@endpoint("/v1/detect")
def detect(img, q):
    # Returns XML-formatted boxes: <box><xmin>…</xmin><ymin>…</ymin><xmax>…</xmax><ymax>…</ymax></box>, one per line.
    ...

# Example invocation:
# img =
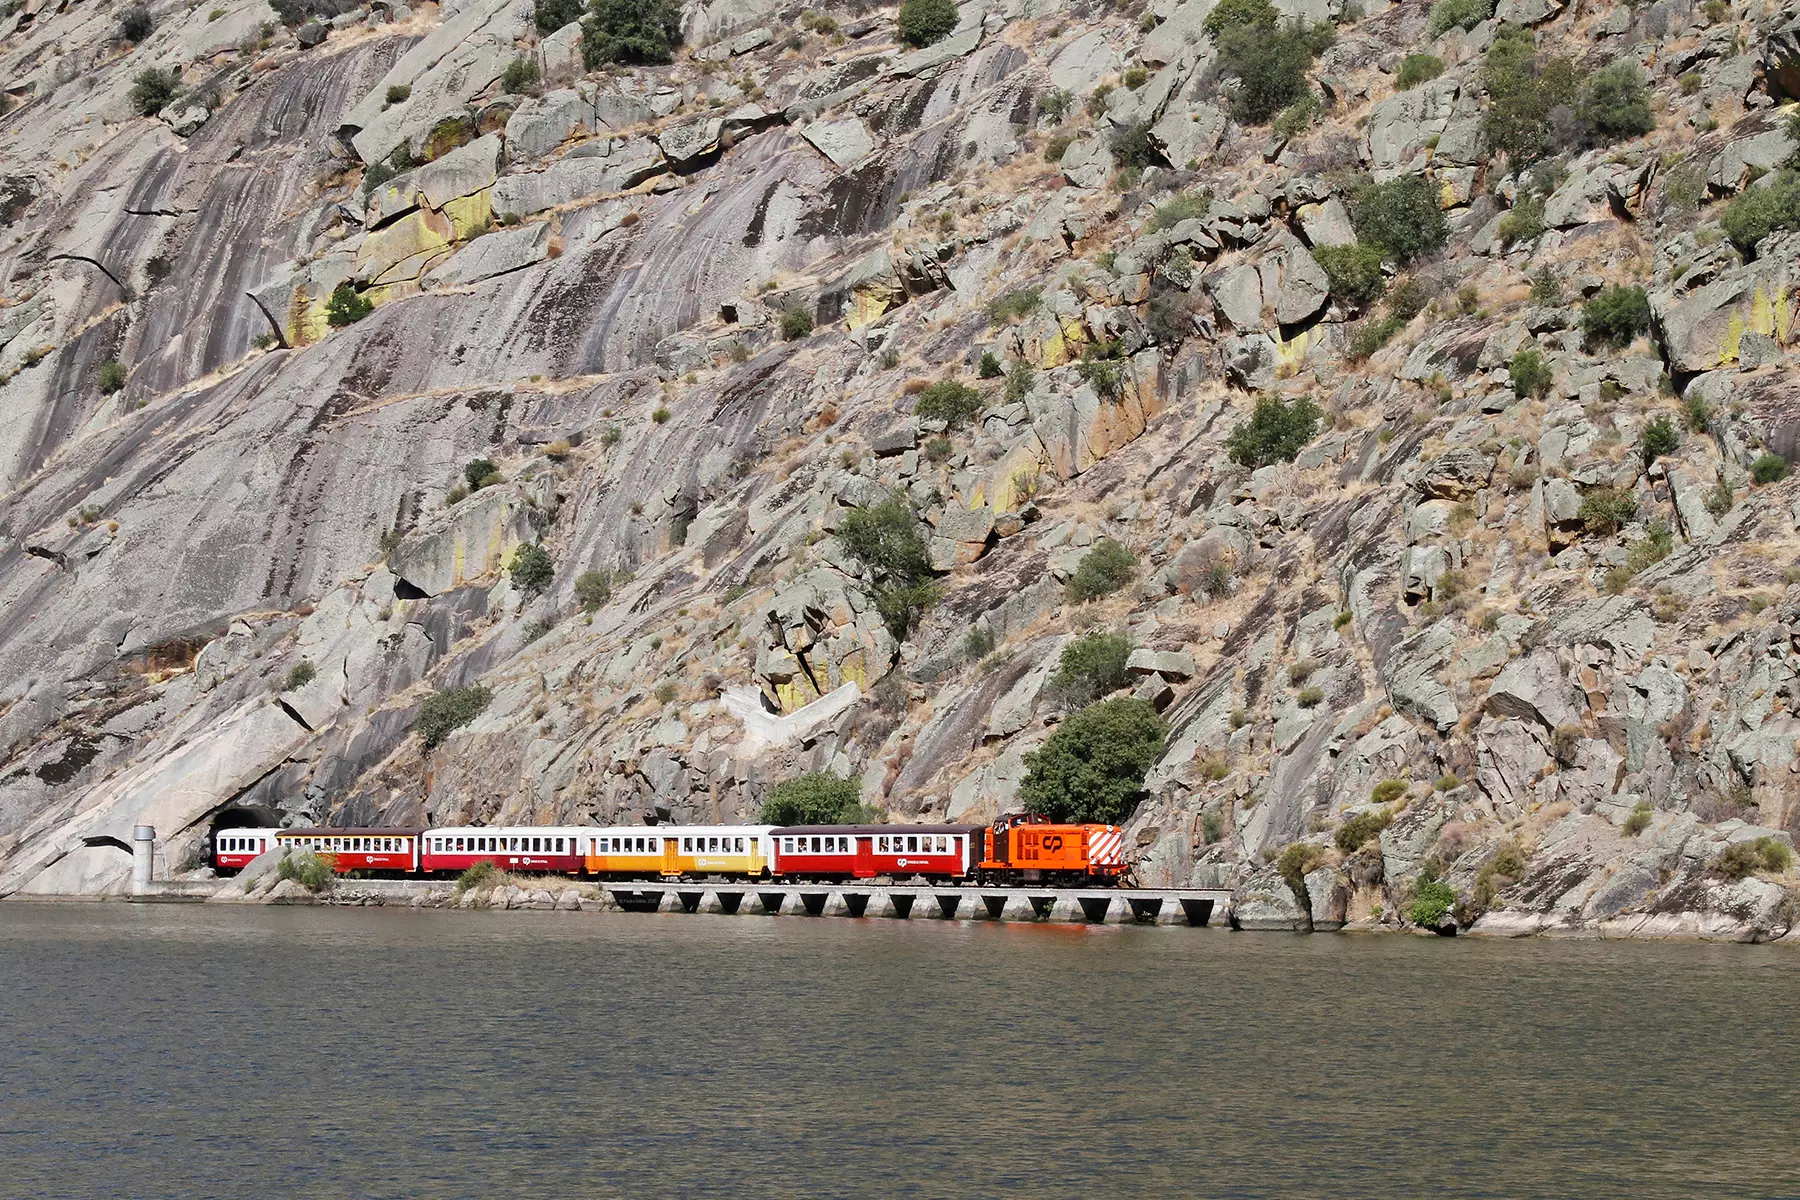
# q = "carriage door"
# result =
<box><xmin>662</xmin><ymin>836</ymin><xmax>681</xmax><ymax>876</ymax></box>
<box><xmin>853</xmin><ymin>836</ymin><xmax>876</xmax><ymax>879</ymax></box>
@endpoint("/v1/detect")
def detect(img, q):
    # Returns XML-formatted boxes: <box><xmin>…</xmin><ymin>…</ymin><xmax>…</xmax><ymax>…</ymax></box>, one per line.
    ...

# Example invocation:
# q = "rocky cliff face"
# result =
<box><xmin>2</xmin><ymin>0</ymin><xmax>1798</xmax><ymax>937</ymax></box>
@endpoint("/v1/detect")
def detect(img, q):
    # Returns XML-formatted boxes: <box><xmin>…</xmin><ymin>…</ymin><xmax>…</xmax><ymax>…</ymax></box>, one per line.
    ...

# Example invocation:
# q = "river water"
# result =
<box><xmin>1</xmin><ymin>904</ymin><xmax>1795</xmax><ymax>1199</ymax></box>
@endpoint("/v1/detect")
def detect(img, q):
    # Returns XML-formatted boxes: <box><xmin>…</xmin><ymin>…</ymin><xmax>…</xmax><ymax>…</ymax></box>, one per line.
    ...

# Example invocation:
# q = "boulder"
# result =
<box><xmin>1409</xmin><ymin>446</ymin><xmax>1494</xmax><ymax>499</ymax></box>
<box><xmin>1148</xmin><ymin>102</ymin><xmax>1227</xmax><ymax>169</ymax></box>
<box><xmin>1653</xmin><ymin>255</ymin><xmax>1796</xmax><ymax>374</ymax></box>
<box><xmin>658</xmin><ymin>117</ymin><xmax>724</xmax><ymax>167</ymax></box>
<box><xmin>1230</xmin><ymin>867</ymin><xmax>1308</xmax><ymax>931</ymax></box>
<box><xmin>1059</xmin><ymin>136</ymin><xmax>1111</xmax><ymax>189</ymax></box>
<box><xmin>1126</xmin><ymin>648</ymin><xmax>1195</xmax><ymax>679</ymax></box>
<box><xmin>505</xmin><ymin>90</ymin><xmax>593</xmax><ymax>163</ymax></box>
<box><xmin>1485</xmin><ymin>649</ymin><xmax>1583</xmax><ymax>729</ymax></box>
<box><xmin>802</xmin><ymin>118</ymin><xmax>876</xmax><ymax>167</ymax></box>
<box><xmin>1365</xmin><ymin>77</ymin><xmax>1457</xmax><ymax>177</ymax></box>
<box><xmin>1274</xmin><ymin>245</ymin><xmax>1328</xmax><ymax>325</ymax></box>
<box><xmin>424</xmin><ymin>221</ymin><xmax>551</xmax><ymax>287</ymax></box>
<box><xmin>490</xmin><ymin>141</ymin><xmax>665</xmax><ymax>218</ymax></box>
<box><xmin>1206</xmin><ymin>264</ymin><xmax>1263</xmax><ymax>330</ymax></box>
<box><xmin>1296</xmin><ymin>196</ymin><xmax>1355</xmax><ymax>248</ymax></box>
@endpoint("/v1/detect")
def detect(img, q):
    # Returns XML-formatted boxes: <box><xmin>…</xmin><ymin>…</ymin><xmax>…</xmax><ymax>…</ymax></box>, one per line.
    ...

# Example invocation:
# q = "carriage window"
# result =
<box><xmin>529</xmin><ymin>838</ymin><xmax>539</xmax><ymax>852</ymax></box>
<box><xmin>681</xmin><ymin>838</ymin><xmax>692</xmax><ymax>852</ymax></box>
<box><xmin>906</xmin><ymin>836</ymin><xmax>918</xmax><ymax>852</ymax></box>
<box><xmin>703</xmin><ymin>837</ymin><xmax>714</xmax><ymax>852</ymax></box>
<box><xmin>554</xmin><ymin>838</ymin><xmax>563</xmax><ymax>852</ymax></box>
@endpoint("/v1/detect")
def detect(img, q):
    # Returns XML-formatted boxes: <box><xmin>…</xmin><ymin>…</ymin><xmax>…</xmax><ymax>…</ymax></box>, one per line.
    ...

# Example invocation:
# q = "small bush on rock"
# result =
<box><xmin>1509</xmin><ymin>347</ymin><xmax>1552</xmax><ymax>399</ymax></box>
<box><xmin>1066</xmin><ymin>539</ymin><xmax>1138</xmax><ymax>603</ymax></box>
<box><xmin>583</xmin><ymin>0</ymin><xmax>681</xmax><ymax>66</ymax></box>
<box><xmin>1396</xmin><ymin>53</ymin><xmax>1443</xmax><ymax>90</ymax></box>
<box><xmin>117</xmin><ymin>4</ymin><xmax>154</xmax><ymax>42</ymax></box>
<box><xmin>280</xmin><ymin>660</ymin><xmax>317</xmax><ymax>691</ymax></box>
<box><xmin>129</xmin><ymin>67</ymin><xmax>181</xmax><ymax>117</ymax></box>
<box><xmin>779</xmin><ymin>305</ymin><xmax>814</xmax><ymax>340</ymax></box>
<box><xmin>1752</xmin><ymin>453</ymin><xmax>1788</xmax><ymax>484</ymax></box>
<box><xmin>508</xmin><ymin>542</ymin><xmax>553</xmax><ymax>594</ymax></box>
<box><xmin>1371</xmin><ymin>778</ymin><xmax>1408</xmax><ymax>804</ymax></box>
<box><xmin>1204</xmin><ymin>0</ymin><xmax>1277</xmax><ymax>36</ymax></box>
<box><xmin>1349</xmin><ymin>174</ymin><xmax>1448</xmax><ymax>264</ymax></box>
<box><xmin>760</xmin><ymin>772</ymin><xmax>868</xmax><ymax>824</ymax></box>
<box><xmin>839</xmin><ymin>496</ymin><xmax>941</xmax><ymax>639</ymax></box>
<box><xmin>1409</xmin><ymin>878</ymin><xmax>1456</xmax><ymax>927</ymax></box>
<box><xmin>1580</xmin><ymin>284</ymin><xmax>1650</xmax><ymax>349</ymax></box>
<box><xmin>535</xmin><ymin>0</ymin><xmax>583</xmax><ymax>33</ymax></box>
<box><xmin>1577</xmin><ymin>485</ymin><xmax>1637</xmax><ymax>535</ymax></box>
<box><xmin>913</xmin><ymin>380</ymin><xmax>983</xmax><ymax>428</ymax></box>
<box><xmin>1578</xmin><ymin>60</ymin><xmax>1654</xmax><ymax>142</ymax></box>
<box><xmin>1427</xmin><ymin>0</ymin><xmax>1491</xmax><ymax>37</ymax></box>
<box><xmin>1719</xmin><ymin>171</ymin><xmax>1800</xmax><ymax>253</ymax></box>
<box><xmin>278</xmin><ymin>850</ymin><xmax>335</xmax><ymax>891</ymax></box>
<box><xmin>1226</xmin><ymin>393</ymin><xmax>1322</xmax><ymax>468</ymax></box>
<box><xmin>415</xmin><ymin>684</ymin><xmax>493</xmax><ymax>748</ymax></box>
<box><xmin>1314</xmin><ymin>242</ymin><xmax>1386</xmax><ymax>306</ymax></box>
<box><xmin>1640</xmin><ymin>415</ymin><xmax>1679</xmax><ymax>464</ymax></box>
<box><xmin>463</xmin><ymin>458</ymin><xmax>499</xmax><ymax>490</ymax></box>
<box><xmin>977</xmin><ymin>351</ymin><xmax>1003</xmax><ymax>379</ymax></box>
<box><xmin>1050</xmin><ymin>630</ymin><xmax>1134</xmax><ymax>706</ymax></box>
<box><xmin>325</xmin><ymin>281</ymin><xmax>373</xmax><ymax>326</ymax></box>
<box><xmin>1715</xmin><ymin>837</ymin><xmax>1792</xmax><ymax>880</ymax></box>
<box><xmin>501</xmin><ymin>56</ymin><xmax>541</xmax><ymax>94</ymax></box>
<box><xmin>97</xmin><ymin>360</ymin><xmax>128</xmax><ymax>394</ymax></box>
<box><xmin>575</xmin><ymin>568</ymin><xmax>618</xmax><ymax>611</ymax></box>
<box><xmin>897</xmin><ymin>0</ymin><xmax>959</xmax><ymax>47</ymax></box>
<box><xmin>1481</xmin><ymin>23</ymin><xmax>1583</xmax><ymax>166</ymax></box>
<box><xmin>1019</xmin><ymin>697</ymin><xmax>1168</xmax><ymax>824</ymax></box>
<box><xmin>1623</xmin><ymin>800</ymin><xmax>1653</xmax><ymax>835</ymax></box>
<box><xmin>455</xmin><ymin>860</ymin><xmax>498</xmax><ymax>893</ymax></box>
<box><xmin>1335</xmin><ymin>808</ymin><xmax>1391</xmax><ymax>852</ymax></box>
<box><xmin>1215</xmin><ymin>18</ymin><xmax>1331</xmax><ymax>125</ymax></box>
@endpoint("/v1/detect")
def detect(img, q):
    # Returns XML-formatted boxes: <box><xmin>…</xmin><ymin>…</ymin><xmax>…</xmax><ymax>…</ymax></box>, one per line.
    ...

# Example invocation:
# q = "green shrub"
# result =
<box><xmin>1108</xmin><ymin>120</ymin><xmax>1159</xmax><ymax>171</ymax></box>
<box><xmin>583</xmin><ymin>0</ymin><xmax>681</xmax><ymax>65</ymax></box>
<box><xmin>1297</xmin><ymin>685</ymin><xmax>1325</xmax><ymax>707</ymax></box>
<box><xmin>1578</xmin><ymin>60</ymin><xmax>1653</xmax><ymax>142</ymax></box>
<box><xmin>1752</xmin><ymin>453</ymin><xmax>1789</xmax><ymax>484</ymax></box>
<box><xmin>1204</xmin><ymin>0</ymin><xmax>1277</xmax><ymax>37</ymax></box>
<box><xmin>501</xmin><ymin>56</ymin><xmax>541</xmax><ymax>94</ymax></box>
<box><xmin>574</xmin><ymin>569</ymin><xmax>616</xmax><ymax>611</ymax></box>
<box><xmin>118</xmin><ymin>4</ymin><xmax>153</xmax><ymax>41</ymax></box>
<box><xmin>1640</xmin><ymin>415</ymin><xmax>1679</xmax><ymax>464</ymax></box>
<box><xmin>1335</xmin><ymin>808</ymin><xmax>1392</xmax><ymax>852</ymax></box>
<box><xmin>913</xmin><ymin>380</ymin><xmax>984</xmax><ymax>428</ymax></box>
<box><xmin>463</xmin><ymin>458</ymin><xmax>498</xmax><ymax>489</ymax></box>
<box><xmin>1497</xmin><ymin>195</ymin><xmax>1545</xmax><ymax>247</ymax></box>
<box><xmin>415</xmin><ymin>684</ymin><xmax>493</xmax><ymax>748</ymax></box>
<box><xmin>1123</xmin><ymin>65</ymin><xmax>1149</xmax><ymax>89</ymax></box>
<box><xmin>1623</xmin><ymin>800</ymin><xmax>1653</xmax><ymax>836</ymax></box>
<box><xmin>1435</xmin><ymin>773</ymin><xmax>1460</xmax><ymax>791</ymax></box>
<box><xmin>455</xmin><ymin>860</ymin><xmax>498</xmax><ymax>893</ymax></box>
<box><xmin>1387</xmin><ymin>278</ymin><xmax>1432</xmax><ymax>322</ymax></box>
<box><xmin>1066</xmin><ymin>539</ymin><xmax>1138</xmax><ymax>603</ymax></box>
<box><xmin>760</xmin><ymin>772</ymin><xmax>867</xmax><ymax>824</ymax></box>
<box><xmin>1348</xmin><ymin>314</ymin><xmax>1403</xmax><ymax>359</ymax></box>
<box><xmin>1396</xmin><ymin>53</ymin><xmax>1443</xmax><ymax>90</ymax></box>
<box><xmin>1215</xmin><ymin>19</ymin><xmax>1330</xmax><ymax>125</ymax></box>
<box><xmin>839</xmin><ymin>496</ymin><xmax>940</xmax><ymax>639</ymax></box>
<box><xmin>385</xmin><ymin>83</ymin><xmax>413</xmax><ymax>104</ymax></box>
<box><xmin>977</xmin><ymin>351</ymin><xmax>1003</xmax><ymax>379</ymax></box>
<box><xmin>1039</xmin><ymin>86</ymin><xmax>1074</xmax><ymax>123</ymax></box>
<box><xmin>280</xmin><ymin>660</ymin><xmax>317</xmax><ymax>691</ymax></box>
<box><xmin>1528</xmin><ymin>266</ymin><xmax>1563</xmax><ymax>305</ymax></box>
<box><xmin>1509</xmin><ymin>347</ymin><xmax>1552</xmax><ymax>399</ymax></box>
<box><xmin>1427</xmin><ymin>0</ymin><xmax>1491</xmax><ymax>36</ymax></box>
<box><xmin>1042</xmin><ymin>133</ymin><xmax>1075</xmax><ymax>164</ymax></box>
<box><xmin>535</xmin><ymin>0</ymin><xmax>584</xmax><ymax>33</ymax></box>
<box><xmin>1719</xmin><ymin>171</ymin><xmax>1800</xmax><ymax>252</ymax></box>
<box><xmin>897</xmin><ymin>0</ymin><xmax>958</xmax><ymax>47</ymax></box>
<box><xmin>130</xmin><ymin>67</ymin><xmax>181</xmax><ymax>117</ymax></box>
<box><xmin>1147</xmin><ymin>291</ymin><xmax>1198</xmax><ymax>346</ymax></box>
<box><xmin>1681</xmin><ymin>394</ymin><xmax>1711</xmax><ymax>434</ymax></box>
<box><xmin>1050</xmin><ymin>630</ymin><xmax>1134</xmax><ymax>705</ymax></box>
<box><xmin>1004</xmin><ymin>361</ymin><xmax>1035</xmax><ymax>404</ymax></box>
<box><xmin>1350</xmin><ymin>174</ymin><xmax>1448</xmax><ymax>264</ymax></box>
<box><xmin>1273</xmin><ymin>91</ymin><xmax>1322</xmax><ymax>140</ymax></box>
<box><xmin>924</xmin><ymin>435</ymin><xmax>953</xmax><ymax>463</ymax></box>
<box><xmin>325</xmin><ymin>281</ymin><xmax>373</xmax><ymax>326</ymax></box>
<box><xmin>1577</xmin><ymin>485</ymin><xmax>1637</xmax><ymax>535</ymax></box>
<box><xmin>1409</xmin><ymin>878</ymin><xmax>1456</xmax><ymax>926</ymax></box>
<box><xmin>1371</xmin><ymin>778</ymin><xmax>1408</xmax><ymax>804</ymax></box>
<box><xmin>278</xmin><ymin>849</ymin><xmax>335</xmax><ymax>891</ymax></box>
<box><xmin>779</xmin><ymin>305</ymin><xmax>814</xmax><ymax>340</ymax></box>
<box><xmin>97</xmin><ymin>360</ymin><xmax>128</xmax><ymax>394</ymax></box>
<box><xmin>963</xmin><ymin>624</ymin><xmax>996</xmax><ymax>661</ymax></box>
<box><xmin>1077</xmin><ymin>349</ymin><xmax>1130</xmax><ymax>402</ymax></box>
<box><xmin>651</xmin><ymin>406</ymin><xmax>671</xmax><ymax>424</ymax></box>
<box><xmin>1481</xmin><ymin>23</ymin><xmax>1583</xmax><ymax>166</ymax></box>
<box><xmin>1226</xmin><ymin>394</ymin><xmax>1322</xmax><ymax>468</ymax></box>
<box><xmin>1276</xmin><ymin>842</ymin><xmax>1325</xmax><ymax>897</ymax></box>
<box><xmin>508</xmin><ymin>542</ymin><xmax>553</xmax><ymax>594</ymax></box>
<box><xmin>1150</xmin><ymin>192</ymin><xmax>1212</xmax><ymax>231</ymax></box>
<box><xmin>1317</xmin><ymin>242</ymin><xmax>1382</xmax><ymax>305</ymax></box>
<box><xmin>987</xmin><ymin>287</ymin><xmax>1042</xmax><ymax>324</ymax></box>
<box><xmin>1019</xmin><ymin>697</ymin><xmax>1168</xmax><ymax>824</ymax></box>
<box><xmin>1715</xmin><ymin>837</ymin><xmax>1792</xmax><ymax>880</ymax></box>
<box><xmin>1580</xmin><ymin>284</ymin><xmax>1650</xmax><ymax>349</ymax></box>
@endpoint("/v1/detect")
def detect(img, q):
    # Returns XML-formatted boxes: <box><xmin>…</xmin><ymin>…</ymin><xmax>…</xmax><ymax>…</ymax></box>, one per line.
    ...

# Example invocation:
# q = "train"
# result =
<box><xmin>215</xmin><ymin>812</ymin><xmax>1130</xmax><ymax>886</ymax></box>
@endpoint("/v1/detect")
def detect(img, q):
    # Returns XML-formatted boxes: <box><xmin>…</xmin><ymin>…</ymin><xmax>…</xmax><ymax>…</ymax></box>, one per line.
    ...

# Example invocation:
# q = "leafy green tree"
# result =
<box><xmin>1409</xmin><ymin>878</ymin><xmax>1456</xmax><ymax>926</ymax></box>
<box><xmin>1226</xmin><ymin>394</ymin><xmax>1322</xmax><ymax>468</ymax></box>
<box><xmin>582</xmin><ymin>0</ymin><xmax>681</xmax><ymax>66</ymax></box>
<box><xmin>1349</xmin><ymin>174</ymin><xmax>1448</xmax><ymax>264</ymax></box>
<box><xmin>1050</xmin><ymin>631</ymin><xmax>1133</xmax><ymax>706</ymax></box>
<box><xmin>779</xmin><ymin>305</ymin><xmax>814</xmax><ymax>340</ymax></box>
<box><xmin>897</xmin><ymin>0</ymin><xmax>958</xmax><ymax>46</ymax></box>
<box><xmin>415</xmin><ymin>685</ymin><xmax>492</xmax><ymax>748</ymax></box>
<box><xmin>1313</xmin><ymin>243</ymin><xmax>1386</xmax><ymax>306</ymax></box>
<box><xmin>575</xmin><ymin>568</ymin><xmax>616</xmax><ymax>611</ymax></box>
<box><xmin>324</xmin><ymin>281</ymin><xmax>373</xmax><ymax>326</ymax></box>
<box><xmin>1580</xmin><ymin>284</ymin><xmax>1651</xmax><ymax>349</ymax></box>
<box><xmin>1203</xmin><ymin>0</ymin><xmax>1277</xmax><ymax>36</ymax></box>
<box><xmin>509</xmin><ymin>542</ymin><xmax>553</xmax><ymax>594</ymax></box>
<box><xmin>1019</xmin><ymin>697</ymin><xmax>1168</xmax><ymax>824</ymax></box>
<box><xmin>129</xmin><ymin>67</ymin><xmax>181</xmax><ymax>117</ymax></box>
<box><xmin>535</xmin><ymin>0</ymin><xmax>583</xmax><ymax>33</ymax></box>
<box><xmin>1508</xmin><ymin>347</ymin><xmax>1552</xmax><ymax>399</ymax></box>
<box><xmin>1578</xmin><ymin>60</ymin><xmax>1653</xmax><ymax>142</ymax></box>
<box><xmin>1214</xmin><ymin>19</ymin><xmax>1329</xmax><ymax>125</ymax></box>
<box><xmin>463</xmin><ymin>458</ymin><xmax>498</xmax><ymax>489</ymax></box>
<box><xmin>117</xmin><ymin>4</ymin><xmax>153</xmax><ymax>42</ymax></box>
<box><xmin>760</xmin><ymin>772</ymin><xmax>866</xmax><ymax>824</ymax></box>
<box><xmin>1719</xmin><ymin>171</ymin><xmax>1800</xmax><ymax>253</ymax></box>
<box><xmin>1066</xmin><ymin>539</ymin><xmax>1138</xmax><ymax>603</ymax></box>
<box><xmin>1396</xmin><ymin>53</ymin><xmax>1443</xmax><ymax>90</ymax></box>
<box><xmin>913</xmin><ymin>380</ymin><xmax>984</xmax><ymax>428</ymax></box>
<box><xmin>977</xmin><ymin>351</ymin><xmax>1003</xmax><ymax>379</ymax></box>
<box><xmin>1480</xmin><ymin>23</ymin><xmax>1583</xmax><ymax>166</ymax></box>
<box><xmin>1426</xmin><ymin>0</ymin><xmax>1490</xmax><ymax>37</ymax></box>
<box><xmin>1639</xmin><ymin>415</ymin><xmax>1679</xmax><ymax>464</ymax></box>
<box><xmin>839</xmin><ymin>496</ymin><xmax>940</xmax><ymax>639</ymax></box>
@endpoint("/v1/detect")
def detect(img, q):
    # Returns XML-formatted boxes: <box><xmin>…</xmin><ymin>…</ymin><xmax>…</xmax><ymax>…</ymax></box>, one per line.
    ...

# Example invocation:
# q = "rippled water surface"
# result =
<box><xmin>2</xmin><ymin>904</ymin><xmax>1796</xmax><ymax>1199</ymax></box>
